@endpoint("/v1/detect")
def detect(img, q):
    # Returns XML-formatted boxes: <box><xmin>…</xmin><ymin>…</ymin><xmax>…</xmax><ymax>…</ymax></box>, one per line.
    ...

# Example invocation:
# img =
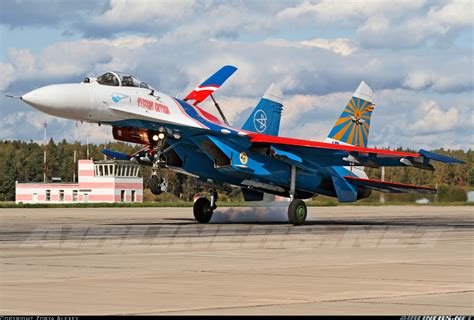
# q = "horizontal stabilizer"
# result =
<box><xmin>419</xmin><ymin>149</ymin><xmax>465</xmax><ymax>164</ymax></box>
<box><xmin>344</xmin><ymin>176</ymin><xmax>436</xmax><ymax>194</ymax></box>
<box><xmin>102</xmin><ymin>149</ymin><xmax>130</xmax><ymax>160</ymax></box>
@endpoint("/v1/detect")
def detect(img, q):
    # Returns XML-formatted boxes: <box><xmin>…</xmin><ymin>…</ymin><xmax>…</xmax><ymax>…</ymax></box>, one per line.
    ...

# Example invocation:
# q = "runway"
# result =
<box><xmin>0</xmin><ymin>206</ymin><xmax>473</xmax><ymax>315</ymax></box>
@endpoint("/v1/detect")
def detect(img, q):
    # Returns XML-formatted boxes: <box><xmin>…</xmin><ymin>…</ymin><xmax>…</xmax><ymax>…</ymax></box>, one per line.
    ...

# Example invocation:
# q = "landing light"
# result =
<box><xmin>158</xmin><ymin>133</ymin><xmax>166</xmax><ymax>140</ymax></box>
<box><xmin>152</xmin><ymin>134</ymin><xmax>159</xmax><ymax>141</ymax></box>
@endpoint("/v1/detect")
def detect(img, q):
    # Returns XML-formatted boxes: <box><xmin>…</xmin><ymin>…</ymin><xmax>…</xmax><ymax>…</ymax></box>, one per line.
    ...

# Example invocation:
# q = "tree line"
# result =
<box><xmin>0</xmin><ymin>139</ymin><xmax>472</xmax><ymax>202</ymax></box>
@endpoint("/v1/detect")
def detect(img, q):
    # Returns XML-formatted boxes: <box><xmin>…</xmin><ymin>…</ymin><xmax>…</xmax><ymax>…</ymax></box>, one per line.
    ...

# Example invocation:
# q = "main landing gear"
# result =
<box><xmin>287</xmin><ymin>165</ymin><xmax>307</xmax><ymax>226</ymax></box>
<box><xmin>193</xmin><ymin>189</ymin><xmax>218</xmax><ymax>223</ymax></box>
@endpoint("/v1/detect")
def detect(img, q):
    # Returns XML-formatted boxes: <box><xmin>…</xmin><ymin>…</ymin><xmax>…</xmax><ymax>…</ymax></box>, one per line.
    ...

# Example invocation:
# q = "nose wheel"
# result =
<box><xmin>149</xmin><ymin>174</ymin><xmax>167</xmax><ymax>195</ymax></box>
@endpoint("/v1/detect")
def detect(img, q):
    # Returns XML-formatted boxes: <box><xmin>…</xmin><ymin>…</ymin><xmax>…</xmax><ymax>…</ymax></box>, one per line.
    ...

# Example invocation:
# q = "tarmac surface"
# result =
<box><xmin>0</xmin><ymin>205</ymin><xmax>473</xmax><ymax>315</ymax></box>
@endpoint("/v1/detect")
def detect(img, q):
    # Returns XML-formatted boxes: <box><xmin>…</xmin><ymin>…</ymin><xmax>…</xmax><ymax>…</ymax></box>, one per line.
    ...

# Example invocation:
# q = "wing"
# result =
<box><xmin>249</xmin><ymin>133</ymin><xmax>464</xmax><ymax>170</ymax></box>
<box><xmin>183</xmin><ymin>65</ymin><xmax>237</xmax><ymax>106</ymax></box>
<box><xmin>248</xmin><ymin>133</ymin><xmax>463</xmax><ymax>202</ymax></box>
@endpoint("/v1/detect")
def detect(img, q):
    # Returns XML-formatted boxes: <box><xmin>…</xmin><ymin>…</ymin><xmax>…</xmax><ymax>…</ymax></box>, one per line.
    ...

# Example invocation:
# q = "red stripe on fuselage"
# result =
<box><xmin>172</xmin><ymin>98</ymin><xmax>208</xmax><ymax>129</ymax></box>
<box><xmin>195</xmin><ymin>106</ymin><xmax>223</xmax><ymax>125</ymax></box>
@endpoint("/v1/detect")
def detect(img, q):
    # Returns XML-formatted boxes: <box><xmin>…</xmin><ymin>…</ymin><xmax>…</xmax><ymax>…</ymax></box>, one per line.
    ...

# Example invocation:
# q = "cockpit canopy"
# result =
<box><xmin>93</xmin><ymin>71</ymin><xmax>153</xmax><ymax>90</ymax></box>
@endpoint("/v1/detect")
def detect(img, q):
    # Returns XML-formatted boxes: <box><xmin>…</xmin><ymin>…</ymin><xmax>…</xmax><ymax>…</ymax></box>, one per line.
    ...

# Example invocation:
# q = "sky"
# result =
<box><xmin>0</xmin><ymin>0</ymin><xmax>473</xmax><ymax>150</ymax></box>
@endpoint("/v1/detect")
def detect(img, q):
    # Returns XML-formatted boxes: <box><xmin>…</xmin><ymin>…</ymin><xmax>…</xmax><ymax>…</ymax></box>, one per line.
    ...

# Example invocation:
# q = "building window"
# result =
<box><xmin>59</xmin><ymin>190</ymin><xmax>64</xmax><ymax>201</ymax></box>
<box><xmin>46</xmin><ymin>190</ymin><xmax>51</xmax><ymax>201</ymax></box>
<box><xmin>104</xmin><ymin>165</ymin><xmax>109</xmax><ymax>176</ymax></box>
<box><xmin>73</xmin><ymin>190</ymin><xmax>78</xmax><ymax>202</ymax></box>
<box><xmin>121</xmin><ymin>190</ymin><xmax>125</xmax><ymax>202</ymax></box>
<box><xmin>131</xmin><ymin>190</ymin><xmax>136</xmax><ymax>202</ymax></box>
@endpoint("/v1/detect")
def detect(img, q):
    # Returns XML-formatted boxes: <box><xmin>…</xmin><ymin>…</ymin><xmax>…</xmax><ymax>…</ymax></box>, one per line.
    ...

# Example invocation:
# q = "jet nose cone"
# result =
<box><xmin>22</xmin><ymin>87</ymin><xmax>49</xmax><ymax>109</ymax></box>
<box><xmin>21</xmin><ymin>84</ymin><xmax>91</xmax><ymax>120</ymax></box>
<box><xmin>22</xmin><ymin>85</ymin><xmax>67</xmax><ymax>112</ymax></box>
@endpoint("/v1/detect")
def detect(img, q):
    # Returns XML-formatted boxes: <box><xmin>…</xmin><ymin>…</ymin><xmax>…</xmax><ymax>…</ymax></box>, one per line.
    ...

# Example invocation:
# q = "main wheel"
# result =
<box><xmin>288</xmin><ymin>199</ymin><xmax>307</xmax><ymax>225</ymax></box>
<box><xmin>149</xmin><ymin>175</ymin><xmax>162</xmax><ymax>195</ymax></box>
<box><xmin>193</xmin><ymin>197</ymin><xmax>213</xmax><ymax>223</ymax></box>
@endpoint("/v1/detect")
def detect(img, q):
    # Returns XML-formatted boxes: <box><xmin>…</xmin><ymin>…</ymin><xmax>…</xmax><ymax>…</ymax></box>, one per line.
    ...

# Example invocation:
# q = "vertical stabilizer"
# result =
<box><xmin>242</xmin><ymin>83</ymin><xmax>283</xmax><ymax>136</ymax></box>
<box><xmin>326</xmin><ymin>81</ymin><xmax>375</xmax><ymax>147</ymax></box>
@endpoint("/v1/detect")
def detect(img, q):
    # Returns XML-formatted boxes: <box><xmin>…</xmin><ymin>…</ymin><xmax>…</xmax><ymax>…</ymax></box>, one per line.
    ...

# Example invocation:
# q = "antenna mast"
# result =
<box><xmin>73</xmin><ymin>121</ymin><xmax>78</xmax><ymax>182</ymax></box>
<box><xmin>43</xmin><ymin>120</ymin><xmax>47</xmax><ymax>182</ymax></box>
<box><xmin>86</xmin><ymin>123</ymin><xmax>90</xmax><ymax>159</ymax></box>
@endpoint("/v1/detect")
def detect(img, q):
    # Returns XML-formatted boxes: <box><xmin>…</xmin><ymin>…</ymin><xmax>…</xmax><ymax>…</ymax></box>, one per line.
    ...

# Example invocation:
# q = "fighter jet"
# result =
<box><xmin>14</xmin><ymin>66</ymin><xmax>464</xmax><ymax>225</ymax></box>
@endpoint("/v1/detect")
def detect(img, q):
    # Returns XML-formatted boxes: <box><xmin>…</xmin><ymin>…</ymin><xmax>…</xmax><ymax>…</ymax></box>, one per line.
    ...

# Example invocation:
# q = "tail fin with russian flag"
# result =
<box><xmin>326</xmin><ymin>81</ymin><xmax>374</xmax><ymax>148</ymax></box>
<box><xmin>183</xmin><ymin>65</ymin><xmax>237</xmax><ymax>106</ymax></box>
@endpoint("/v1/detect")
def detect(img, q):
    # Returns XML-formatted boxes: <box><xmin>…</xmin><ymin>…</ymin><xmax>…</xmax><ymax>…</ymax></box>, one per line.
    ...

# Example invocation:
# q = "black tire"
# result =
<box><xmin>288</xmin><ymin>199</ymin><xmax>307</xmax><ymax>226</ymax></box>
<box><xmin>193</xmin><ymin>197</ymin><xmax>213</xmax><ymax>223</ymax></box>
<box><xmin>149</xmin><ymin>175</ymin><xmax>162</xmax><ymax>195</ymax></box>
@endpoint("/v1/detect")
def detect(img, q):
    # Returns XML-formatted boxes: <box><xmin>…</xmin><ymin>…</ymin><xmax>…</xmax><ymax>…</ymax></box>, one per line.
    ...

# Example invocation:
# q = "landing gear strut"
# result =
<box><xmin>193</xmin><ymin>189</ymin><xmax>218</xmax><ymax>223</ymax></box>
<box><xmin>149</xmin><ymin>131</ymin><xmax>168</xmax><ymax>195</ymax></box>
<box><xmin>287</xmin><ymin>165</ymin><xmax>307</xmax><ymax>225</ymax></box>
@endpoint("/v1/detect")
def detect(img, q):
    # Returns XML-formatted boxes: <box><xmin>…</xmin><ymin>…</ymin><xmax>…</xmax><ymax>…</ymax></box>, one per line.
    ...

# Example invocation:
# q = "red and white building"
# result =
<box><xmin>16</xmin><ymin>159</ymin><xmax>143</xmax><ymax>203</ymax></box>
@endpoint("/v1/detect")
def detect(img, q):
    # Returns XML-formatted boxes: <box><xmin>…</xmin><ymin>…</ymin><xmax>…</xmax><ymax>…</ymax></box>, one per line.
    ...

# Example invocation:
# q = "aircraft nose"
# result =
<box><xmin>22</xmin><ymin>87</ymin><xmax>54</xmax><ymax>110</ymax></box>
<box><xmin>22</xmin><ymin>84</ymin><xmax>91</xmax><ymax>120</ymax></box>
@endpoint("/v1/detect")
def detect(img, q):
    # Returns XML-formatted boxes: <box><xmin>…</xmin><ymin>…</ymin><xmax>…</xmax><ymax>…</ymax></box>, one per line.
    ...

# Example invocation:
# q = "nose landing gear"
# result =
<box><xmin>148</xmin><ymin>131</ymin><xmax>169</xmax><ymax>195</ymax></box>
<box><xmin>149</xmin><ymin>174</ymin><xmax>167</xmax><ymax>195</ymax></box>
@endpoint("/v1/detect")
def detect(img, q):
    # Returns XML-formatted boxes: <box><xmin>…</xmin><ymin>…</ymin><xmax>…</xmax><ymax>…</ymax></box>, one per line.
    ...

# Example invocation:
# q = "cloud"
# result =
<box><xmin>97</xmin><ymin>0</ymin><xmax>195</xmax><ymax>23</ymax></box>
<box><xmin>277</xmin><ymin>0</ymin><xmax>426</xmax><ymax>24</ymax></box>
<box><xmin>1</xmin><ymin>1</ymin><xmax>472</xmax><ymax>150</ymax></box>
<box><xmin>0</xmin><ymin>63</ymin><xmax>15</xmax><ymax>91</ymax></box>
<box><xmin>408</xmin><ymin>100</ymin><xmax>460</xmax><ymax>134</ymax></box>
<box><xmin>428</xmin><ymin>0</ymin><xmax>474</xmax><ymax>28</ymax></box>
<box><xmin>1</xmin><ymin>35</ymin><xmax>158</xmax><ymax>92</ymax></box>
<box><xmin>300</xmin><ymin>38</ymin><xmax>357</xmax><ymax>56</ymax></box>
<box><xmin>402</xmin><ymin>61</ymin><xmax>474</xmax><ymax>93</ymax></box>
<box><xmin>86</xmin><ymin>0</ymin><xmax>196</xmax><ymax>36</ymax></box>
<box><xmin>403</xmin><ymin>72</ymin><xmax>433</xmax><ymax>90</ymax></box>
<box><xmin>356</xmin><ymin>0</ymin><xmax>473</xmax><ymax>49</ymax></box>
<box><xmin>263</xmin><ymin>38</ymin><xmax>357</xmax><ymax>56</ymax></box>
<box><xmin>0</xmin><ymin>0</ymin><xmax>106</xmax><ymax>28</ymax></box>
